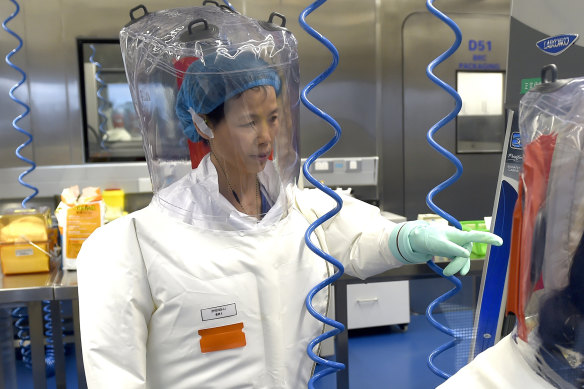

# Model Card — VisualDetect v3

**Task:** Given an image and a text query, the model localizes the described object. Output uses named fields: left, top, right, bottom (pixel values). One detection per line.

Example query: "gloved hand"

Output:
left=389, top=221, right=503, bottom=276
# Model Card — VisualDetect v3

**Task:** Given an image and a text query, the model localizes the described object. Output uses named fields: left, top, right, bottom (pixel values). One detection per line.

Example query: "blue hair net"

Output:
left=176, top=51, right=282, bottom=142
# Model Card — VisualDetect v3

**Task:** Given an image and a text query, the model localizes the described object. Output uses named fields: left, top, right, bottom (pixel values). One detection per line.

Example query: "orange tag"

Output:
left=66, top=203, right=102, bottom=259
left=198, top=322, right=246, bottom=353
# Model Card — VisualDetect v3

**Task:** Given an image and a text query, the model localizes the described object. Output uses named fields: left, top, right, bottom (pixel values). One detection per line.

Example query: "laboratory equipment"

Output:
left=474, top=0, right=584, bottom=356
left=298, top=0, right=345, bottom=387
left=423, top=0, right=465, bottom=379
left=512, top=69, right=584, bottom=388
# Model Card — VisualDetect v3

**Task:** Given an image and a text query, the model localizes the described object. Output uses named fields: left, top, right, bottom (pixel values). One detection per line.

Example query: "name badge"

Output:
left=201, top=303, right=237, bottom=321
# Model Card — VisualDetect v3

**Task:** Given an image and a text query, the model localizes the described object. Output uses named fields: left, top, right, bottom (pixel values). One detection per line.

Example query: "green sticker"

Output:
left=521, top=78, right=541, bottom=94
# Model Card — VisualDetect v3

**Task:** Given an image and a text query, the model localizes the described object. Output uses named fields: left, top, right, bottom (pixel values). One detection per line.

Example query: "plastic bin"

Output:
left=460, top=220, right=489, bottom=259
left=0, top=208, right=52, bottom=275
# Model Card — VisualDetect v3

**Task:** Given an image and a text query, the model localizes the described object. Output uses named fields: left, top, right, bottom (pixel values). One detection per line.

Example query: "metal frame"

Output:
left=0, top=270, right=87, bottom=389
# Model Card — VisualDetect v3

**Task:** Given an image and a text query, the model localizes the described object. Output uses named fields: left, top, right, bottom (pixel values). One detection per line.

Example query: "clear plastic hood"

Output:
left=120, top=5, right=300, bottom=229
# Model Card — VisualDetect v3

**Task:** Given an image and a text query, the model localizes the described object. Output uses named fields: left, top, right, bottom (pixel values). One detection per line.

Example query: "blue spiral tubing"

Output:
left=12, top=307, right=32, bottom=369
left=3, top=0, right=37, bottom=209
left=299, top=1, right=345, bottom=388
left=4, top=0, right=62, bottom=377
left=424, top=0, right=464, bottom=380
left=89, top=44, right=109, bottom=149
left=42, top=300, right=65, bottom=378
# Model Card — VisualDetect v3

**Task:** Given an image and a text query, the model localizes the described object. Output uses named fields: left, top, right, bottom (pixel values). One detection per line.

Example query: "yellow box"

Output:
left=0, top=208, right=51, bottom=275
left=102, top=189, right=125, bottom=222
left=103, top=189, right=125, bottom=209
left=0, top=242, right=50, bottom=275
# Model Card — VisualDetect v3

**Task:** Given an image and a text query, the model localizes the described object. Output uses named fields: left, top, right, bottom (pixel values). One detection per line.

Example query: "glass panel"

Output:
left=456, top=71, right=505, bottom=153
left=78, top=39, right=145, bottom=162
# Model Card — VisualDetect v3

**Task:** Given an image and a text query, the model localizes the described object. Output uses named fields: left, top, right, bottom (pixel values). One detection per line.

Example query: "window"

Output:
left=456, top=71, right=505, bottom=153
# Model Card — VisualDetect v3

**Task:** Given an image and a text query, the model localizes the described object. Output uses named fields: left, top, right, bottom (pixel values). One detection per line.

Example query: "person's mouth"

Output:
left=255, top=151, right=270, bottom=162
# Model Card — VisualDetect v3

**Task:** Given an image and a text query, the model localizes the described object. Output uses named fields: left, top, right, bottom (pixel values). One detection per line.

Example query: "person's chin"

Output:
left=248, top=159, right=267, bottom=173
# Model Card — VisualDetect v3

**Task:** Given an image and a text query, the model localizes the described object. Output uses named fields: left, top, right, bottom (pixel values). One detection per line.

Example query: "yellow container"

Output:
left=460, top=220, right=489, bottom=259
left=0, top=208, right=51, bottom=275
left=102, top=188, right=125, bottom=222
left=0, top=242, right=49, bottom=275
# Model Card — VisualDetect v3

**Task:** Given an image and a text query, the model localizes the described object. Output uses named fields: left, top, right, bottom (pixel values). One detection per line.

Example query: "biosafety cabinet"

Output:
left=473, top=0, right=584, bottom=354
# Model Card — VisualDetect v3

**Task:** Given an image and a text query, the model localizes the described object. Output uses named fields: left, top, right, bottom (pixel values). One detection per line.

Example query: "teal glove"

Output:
left=389, top=220, right=503, bottom=276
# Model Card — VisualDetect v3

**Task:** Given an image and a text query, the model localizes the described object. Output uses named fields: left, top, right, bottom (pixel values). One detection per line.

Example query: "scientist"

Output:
left=77, top=6, right=502, bottom=389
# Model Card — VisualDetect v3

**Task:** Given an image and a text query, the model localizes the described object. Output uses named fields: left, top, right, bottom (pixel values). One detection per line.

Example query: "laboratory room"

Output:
left=1, top=0, right=584, bottom=388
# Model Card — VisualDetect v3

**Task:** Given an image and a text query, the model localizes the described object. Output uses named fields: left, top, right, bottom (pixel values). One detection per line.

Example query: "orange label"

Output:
left=66, top=203, right=101, bottom=259
left=198, top=322, right=246, bottom=353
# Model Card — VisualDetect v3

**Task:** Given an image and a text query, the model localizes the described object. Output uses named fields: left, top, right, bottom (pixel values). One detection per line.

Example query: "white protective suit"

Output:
left=437, top=334, right=556, bottom=389
left=77, top=156, right=403, bottom=389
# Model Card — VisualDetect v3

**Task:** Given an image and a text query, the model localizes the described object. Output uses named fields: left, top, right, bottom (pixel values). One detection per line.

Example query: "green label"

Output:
left=521, top=78, right=541, bottom=94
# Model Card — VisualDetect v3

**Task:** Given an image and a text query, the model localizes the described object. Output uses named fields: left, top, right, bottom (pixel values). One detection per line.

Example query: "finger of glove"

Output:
left=426, top=237, right=470, bottom=258
left=449, top=243, right=472, bottom=276
left=464, top=230, right=503, bottom=246
left=444, top=228, right=503, bottom=246
left=443, top=256, right=469, bottom=277
left=460, top=257, right=471, bottom=276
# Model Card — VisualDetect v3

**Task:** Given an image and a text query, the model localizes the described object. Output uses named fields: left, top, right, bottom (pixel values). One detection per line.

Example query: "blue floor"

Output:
left=314, top=312, right=468, bottom=389
left=13, top=313, right=469, bottom=388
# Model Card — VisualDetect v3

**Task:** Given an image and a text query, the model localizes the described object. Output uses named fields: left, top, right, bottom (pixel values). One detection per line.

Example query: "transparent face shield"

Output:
left=120, top=6, right=300, bottom=230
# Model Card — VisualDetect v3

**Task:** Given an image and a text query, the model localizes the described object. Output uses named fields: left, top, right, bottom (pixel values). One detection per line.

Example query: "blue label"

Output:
left=511, top=132, right=522, bottom=150
left=536, top=34, right=579, bottom=55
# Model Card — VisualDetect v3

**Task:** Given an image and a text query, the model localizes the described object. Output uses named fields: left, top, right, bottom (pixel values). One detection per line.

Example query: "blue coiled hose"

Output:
left=3, top=0, right=37, bottom=209
left=12, top=307, right=32, bottom=369
left=89, top=44, right=109, bottom=149
left=299, top=1, right=345, bottom=388
left=4, top=0, right=36, bottom=374
left=424, top=0, right=463, bottom=380
left=42, top=300, right=64, bottom=378
left=4, top=0, right=62, bottom=377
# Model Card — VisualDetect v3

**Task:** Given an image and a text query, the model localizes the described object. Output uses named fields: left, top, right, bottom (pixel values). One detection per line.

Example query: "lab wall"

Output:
left=506, top=0, right=584, bottom=110
left=0, top=0, right=510, bottom=220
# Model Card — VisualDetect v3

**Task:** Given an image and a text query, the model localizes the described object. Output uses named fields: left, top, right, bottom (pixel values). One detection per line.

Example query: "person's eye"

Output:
left=270, top=115, right=279, bottom=123
left=239, top=121, right=255, bottom=128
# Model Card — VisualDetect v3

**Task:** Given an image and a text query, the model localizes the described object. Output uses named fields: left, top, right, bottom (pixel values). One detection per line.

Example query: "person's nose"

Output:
left=256, top=119, right=273, bottom=145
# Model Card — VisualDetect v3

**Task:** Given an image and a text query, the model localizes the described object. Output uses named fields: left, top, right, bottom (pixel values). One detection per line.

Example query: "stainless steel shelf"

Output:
left=0, top=267, right=86, bottom=388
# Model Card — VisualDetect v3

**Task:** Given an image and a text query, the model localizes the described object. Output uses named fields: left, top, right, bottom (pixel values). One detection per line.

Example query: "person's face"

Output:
left=211, top=86, right=280, bottom=175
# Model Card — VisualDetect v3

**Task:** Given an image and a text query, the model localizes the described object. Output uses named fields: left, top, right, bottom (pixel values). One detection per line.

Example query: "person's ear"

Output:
left=188, top=108, right=214, bottom=140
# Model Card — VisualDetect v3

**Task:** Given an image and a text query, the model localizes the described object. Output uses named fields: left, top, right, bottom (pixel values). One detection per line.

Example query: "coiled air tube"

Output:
left=424, top=0, right=463, bottom=380
left=3, top=0, right=37, bottom=209
left=89, top=44, right=109, bottom=149
left=4, top=0, right=62, bottom=377
left=42, top=300, right=64, bottom=378
left=299, top=1, right=345, bottom=388
left=12, top=307, right=32, bottom=369
left=4, top=0, right=34, bottom=374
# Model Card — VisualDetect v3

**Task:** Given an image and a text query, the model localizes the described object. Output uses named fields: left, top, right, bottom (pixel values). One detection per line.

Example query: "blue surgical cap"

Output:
left=176, top=51, right=282, bottom=142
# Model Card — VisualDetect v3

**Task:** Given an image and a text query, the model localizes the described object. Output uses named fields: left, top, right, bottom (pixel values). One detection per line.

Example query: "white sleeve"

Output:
left=294, top=188, right=403, bottom=279
left=437, top=334, right=556, bottom=389
left=77, top=216, right=154, bottom=389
